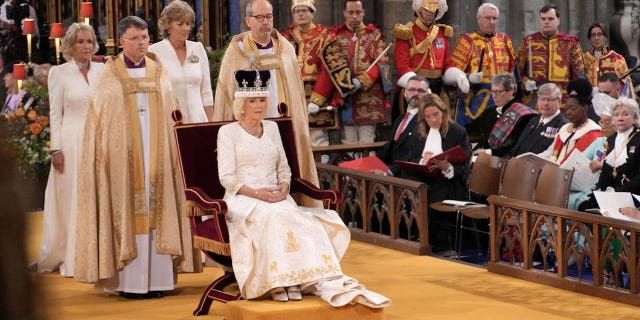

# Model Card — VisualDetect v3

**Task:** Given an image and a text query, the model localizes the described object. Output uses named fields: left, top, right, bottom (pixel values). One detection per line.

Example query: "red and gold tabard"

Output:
left=282, top=23, right=338, bottom=129
left=516, top=32, right=585, bottom=103
left=393, top=19, right=454, bottom=80
left=584, top=47, right=636, bottom=99
left=311, top=23, right=388, bottom=125
left=451, top=31, right=516, bottom=125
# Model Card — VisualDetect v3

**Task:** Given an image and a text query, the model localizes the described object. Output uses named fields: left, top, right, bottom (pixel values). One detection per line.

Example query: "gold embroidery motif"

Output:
left=285, top=230, right=301, bottom=252
left=270, top=261, right=278, bottom=272
left=322, top=254, right=332, bottom=264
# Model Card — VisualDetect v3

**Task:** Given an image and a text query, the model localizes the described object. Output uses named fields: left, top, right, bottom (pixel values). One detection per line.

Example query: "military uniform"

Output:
left=282, top=22, right=337, bottom=147
left=311, top=22, right=389, bottom=143
left=516, top=32, right=585, bottom=105
left=451, top=32, right=516, bottom=125
left=584, top=47, right=636, bottom=99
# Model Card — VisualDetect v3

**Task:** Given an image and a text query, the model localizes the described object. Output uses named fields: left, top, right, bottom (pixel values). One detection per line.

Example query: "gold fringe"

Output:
left=185, top=201, right=214, bottom=217
left=193, top=236, right=231, bottom=256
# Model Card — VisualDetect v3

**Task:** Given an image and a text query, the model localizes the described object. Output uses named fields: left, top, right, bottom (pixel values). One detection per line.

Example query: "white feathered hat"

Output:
left=412, top=0, right=448, bottom=20
left=291, top=0, right=316, bottom=12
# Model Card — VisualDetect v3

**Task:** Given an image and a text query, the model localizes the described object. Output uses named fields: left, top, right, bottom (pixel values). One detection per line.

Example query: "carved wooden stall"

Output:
left=488, top=195, right=640, bottom=306
left=316, top=163, right=430, bottom=255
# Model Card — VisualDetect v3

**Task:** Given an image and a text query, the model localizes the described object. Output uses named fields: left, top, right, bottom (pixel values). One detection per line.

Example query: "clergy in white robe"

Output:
left=75, top=16, right=183, bottom=297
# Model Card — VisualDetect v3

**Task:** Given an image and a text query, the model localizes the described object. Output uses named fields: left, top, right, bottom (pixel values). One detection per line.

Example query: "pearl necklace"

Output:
left=239, top=121, right=263, bottom=137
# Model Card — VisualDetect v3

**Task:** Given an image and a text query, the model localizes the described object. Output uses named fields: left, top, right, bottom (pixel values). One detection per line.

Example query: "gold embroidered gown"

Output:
left=217, top=121, right=390, bottom=307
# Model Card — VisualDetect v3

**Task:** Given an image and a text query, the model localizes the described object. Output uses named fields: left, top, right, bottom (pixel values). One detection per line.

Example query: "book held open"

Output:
left=395, top=145, right=469, bottom=176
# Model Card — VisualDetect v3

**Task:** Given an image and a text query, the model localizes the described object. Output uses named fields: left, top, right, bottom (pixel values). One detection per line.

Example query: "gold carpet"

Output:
left=27, top=211, right=640, bottom=319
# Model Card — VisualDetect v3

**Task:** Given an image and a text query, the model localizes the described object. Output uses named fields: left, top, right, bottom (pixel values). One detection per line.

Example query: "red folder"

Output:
left=395, top=145, right=468, bottom=176
left=338, top=155, right=389, bottom=173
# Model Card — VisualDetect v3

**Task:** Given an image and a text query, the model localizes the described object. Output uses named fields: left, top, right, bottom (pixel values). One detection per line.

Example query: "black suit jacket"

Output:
left=511, top=113, right=569, bottom=156
left=378, top=111, right=424, bottom=177
left=411, top=122, right=472, bottom=203
left=596, top=127, right=640, bottom=194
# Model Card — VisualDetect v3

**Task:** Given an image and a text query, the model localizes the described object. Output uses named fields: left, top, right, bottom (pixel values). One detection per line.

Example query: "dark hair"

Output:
left=587, top=21, right=607, bottom=40
left=566, top=78, right=592, bottom=106
left=344, top=0, right=362, bottom=10
left=118, top=16, right=148, bottom=37
left=539, top=4, right=559, bottom=17
left=598, top=72, right=620, bottom=84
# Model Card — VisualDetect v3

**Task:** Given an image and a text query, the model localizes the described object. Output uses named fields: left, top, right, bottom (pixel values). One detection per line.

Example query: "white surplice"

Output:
left=100, top=66, right=173, bottom=293
left=38, top=60, right=104, bottom=277
left=217, top=120, right=390, bottom=308
left=148, top=39, right=213, bottom=124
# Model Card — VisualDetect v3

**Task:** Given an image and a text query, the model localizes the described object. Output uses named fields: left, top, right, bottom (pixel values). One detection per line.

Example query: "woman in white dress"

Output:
left=149, top=0, right=213, bottom=123
left=217, top=69, right=389, bottom=307
left=37, top=23, right=105, bottom=276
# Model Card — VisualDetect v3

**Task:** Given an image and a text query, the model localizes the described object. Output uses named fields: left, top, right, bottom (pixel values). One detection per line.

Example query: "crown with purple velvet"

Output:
left=233, top=70, right=271, bottom=98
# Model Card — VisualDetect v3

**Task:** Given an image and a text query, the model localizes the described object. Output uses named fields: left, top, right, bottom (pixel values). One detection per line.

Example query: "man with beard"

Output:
left=376, top=75, right=429, bottom=178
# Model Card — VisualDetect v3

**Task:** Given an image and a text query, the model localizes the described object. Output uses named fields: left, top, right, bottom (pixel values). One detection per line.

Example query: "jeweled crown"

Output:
left=234, top=70, right=271, bottom=98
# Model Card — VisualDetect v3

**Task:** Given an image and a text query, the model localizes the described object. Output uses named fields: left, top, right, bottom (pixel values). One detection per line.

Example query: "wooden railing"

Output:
left=488, top=195, right=640, bottom=306
left=316, top=163, right=430, bottom=255
left=312, top=142, right=387, bottom=163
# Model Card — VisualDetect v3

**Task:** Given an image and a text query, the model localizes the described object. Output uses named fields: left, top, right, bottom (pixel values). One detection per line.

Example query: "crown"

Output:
left=234, top=70, right=271, bottom=98
left=292, top=0, right=315, bottom=12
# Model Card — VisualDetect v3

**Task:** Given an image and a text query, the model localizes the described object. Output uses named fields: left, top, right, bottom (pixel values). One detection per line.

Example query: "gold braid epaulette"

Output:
left=438, top=24, right=453, bottom=38
left=393, top=21, right=414, bottom=40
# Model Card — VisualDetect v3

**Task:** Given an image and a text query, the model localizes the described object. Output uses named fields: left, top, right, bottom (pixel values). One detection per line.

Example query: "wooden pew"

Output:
left=316, top=163, right=430, bottom=255
left=312, top=142, right=387, bottom=163
left=488, top=195, right=640, bottom=306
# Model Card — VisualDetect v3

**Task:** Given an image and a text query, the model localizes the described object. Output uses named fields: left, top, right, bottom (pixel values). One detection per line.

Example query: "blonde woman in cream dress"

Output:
left=37, top=23, right=104, bottom=276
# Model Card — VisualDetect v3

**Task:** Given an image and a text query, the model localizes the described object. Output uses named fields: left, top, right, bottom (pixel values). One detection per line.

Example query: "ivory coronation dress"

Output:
left=217, top=120, right=390, bottom=308
left=38, top=60, right=104, bottom=276
left=149, top=39, right=213, bottom=124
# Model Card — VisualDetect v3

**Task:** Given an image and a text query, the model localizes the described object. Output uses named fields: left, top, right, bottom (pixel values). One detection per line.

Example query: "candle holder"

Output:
left=49, top=23, right=64, bottom=64
left=22, top=18, right=36, bottom=63
left=80, top=2, right=94, bottom=25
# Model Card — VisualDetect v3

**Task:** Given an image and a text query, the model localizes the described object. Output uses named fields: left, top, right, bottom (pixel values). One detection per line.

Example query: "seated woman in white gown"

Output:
left=217, top=69, right=390, bottom=307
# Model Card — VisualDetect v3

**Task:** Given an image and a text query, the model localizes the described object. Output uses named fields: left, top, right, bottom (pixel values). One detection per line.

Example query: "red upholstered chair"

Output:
left=172, top=106, right=342, bottom=316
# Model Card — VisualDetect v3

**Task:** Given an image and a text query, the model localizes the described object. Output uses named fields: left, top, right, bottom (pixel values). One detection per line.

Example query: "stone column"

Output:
left=618, top=0, right=640, bottom=59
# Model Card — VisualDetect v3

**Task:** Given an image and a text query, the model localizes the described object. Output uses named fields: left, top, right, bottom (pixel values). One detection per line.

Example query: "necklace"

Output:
left=239, top=121, right=263, bottom=137
left=76, top=60, right=90, bottom=70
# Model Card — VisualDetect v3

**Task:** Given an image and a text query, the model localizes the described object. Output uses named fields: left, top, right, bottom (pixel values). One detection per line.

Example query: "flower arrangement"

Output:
left=3, top=76, right=50, bottom=180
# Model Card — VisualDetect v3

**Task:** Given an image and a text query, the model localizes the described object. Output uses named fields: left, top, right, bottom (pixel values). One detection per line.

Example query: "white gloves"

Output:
left=456, top=75, right=470, bottom=93
left=307, top=102, right=320, bottom=115
left=352, top=78, right=363, bottom=91
left=396, top=71, right=416, bottom=88
left=525, top=80, right=537, bottom=92
left=443, top=67, right=469, bottom=93
left=468, top=71, right=483, bottom=84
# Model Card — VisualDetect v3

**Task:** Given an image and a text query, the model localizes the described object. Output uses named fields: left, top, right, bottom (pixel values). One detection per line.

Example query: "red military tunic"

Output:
left=451, top=31, right=516, bottom=124
left=516, top=32, right=585, bottom=104
left=311, top=23, right=388, bottom=125
left=282, top=23, right=338, bottom=128
left=584, top=47, right=636, bottom=99
left=393, top=19, right=454, bottom=81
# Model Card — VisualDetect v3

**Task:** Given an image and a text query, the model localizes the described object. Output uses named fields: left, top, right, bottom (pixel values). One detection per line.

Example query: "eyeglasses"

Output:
left=490, top=89, right=507, bottom=95
left=406, top=88, right=428, bottom=93
left=539, top=97, right=559, bottom=103
left=294, top=8, right=311, bottom=14
left=250, top=14, right=274, bottom=22
left=122, top=35, right=150, bottom=42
